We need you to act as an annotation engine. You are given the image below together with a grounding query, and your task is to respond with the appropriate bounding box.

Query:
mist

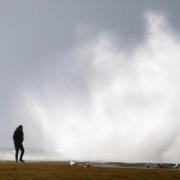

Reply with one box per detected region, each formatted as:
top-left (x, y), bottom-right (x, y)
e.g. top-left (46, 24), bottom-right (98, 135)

top-left (12, 12), bottom-right (180, 162)
top-left (1, 1), bottom-right (180, 163)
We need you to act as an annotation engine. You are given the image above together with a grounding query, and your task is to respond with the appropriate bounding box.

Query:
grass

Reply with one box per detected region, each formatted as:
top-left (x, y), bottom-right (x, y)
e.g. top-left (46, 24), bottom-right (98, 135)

top-left (0, 162), bottom-right (180, 179)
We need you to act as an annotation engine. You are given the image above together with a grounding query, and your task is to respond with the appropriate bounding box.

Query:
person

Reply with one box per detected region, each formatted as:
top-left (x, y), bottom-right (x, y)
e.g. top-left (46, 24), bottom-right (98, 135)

top-left (13, 125), bottom-right (25, 162)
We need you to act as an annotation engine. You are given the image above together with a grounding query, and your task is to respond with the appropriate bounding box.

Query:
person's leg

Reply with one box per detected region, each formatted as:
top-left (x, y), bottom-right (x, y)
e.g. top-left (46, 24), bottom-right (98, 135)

top-left (14, 143), bottom-right (19, 162)
top-left (19, 144), bottom-right (25, 162)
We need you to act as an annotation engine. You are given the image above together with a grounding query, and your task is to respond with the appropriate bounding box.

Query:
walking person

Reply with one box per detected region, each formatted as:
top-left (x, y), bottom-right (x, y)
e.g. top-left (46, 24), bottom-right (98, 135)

top-left (13, 125), bottom-right (25, 162)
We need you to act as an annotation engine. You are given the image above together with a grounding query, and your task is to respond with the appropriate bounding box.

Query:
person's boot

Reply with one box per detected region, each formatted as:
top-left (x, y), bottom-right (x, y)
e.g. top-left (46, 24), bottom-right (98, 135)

top-left (19, 159), bottom-right (25, 163)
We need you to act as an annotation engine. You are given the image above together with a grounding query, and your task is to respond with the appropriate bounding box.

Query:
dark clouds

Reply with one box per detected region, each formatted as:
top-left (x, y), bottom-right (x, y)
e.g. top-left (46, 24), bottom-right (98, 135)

top-left (0, 0), bottom-right (180, 58)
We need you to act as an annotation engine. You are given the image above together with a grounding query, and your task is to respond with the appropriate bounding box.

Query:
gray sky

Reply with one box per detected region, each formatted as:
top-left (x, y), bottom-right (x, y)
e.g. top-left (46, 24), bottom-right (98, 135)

top-left (1, 0), bottom-right (180, 162)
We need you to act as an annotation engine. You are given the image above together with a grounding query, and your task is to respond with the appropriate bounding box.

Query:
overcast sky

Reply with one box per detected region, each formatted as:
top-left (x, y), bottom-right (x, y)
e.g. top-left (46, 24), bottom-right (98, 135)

top-left (1, 0), bottom-right (180, 162)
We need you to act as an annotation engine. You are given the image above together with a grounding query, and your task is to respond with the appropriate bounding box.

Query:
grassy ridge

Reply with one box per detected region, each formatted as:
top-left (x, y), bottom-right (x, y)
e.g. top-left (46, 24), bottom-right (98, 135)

top-left (0, 162), bottom-right (180, 180)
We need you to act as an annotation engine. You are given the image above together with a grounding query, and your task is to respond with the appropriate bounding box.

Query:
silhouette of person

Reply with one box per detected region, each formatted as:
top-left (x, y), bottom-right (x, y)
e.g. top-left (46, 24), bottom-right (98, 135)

top-left (13, 125), bottom-right (25, 162)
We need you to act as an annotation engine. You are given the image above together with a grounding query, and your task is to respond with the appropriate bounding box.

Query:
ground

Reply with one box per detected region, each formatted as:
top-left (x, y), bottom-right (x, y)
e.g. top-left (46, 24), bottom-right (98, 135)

top-left (0, 162), bottom-right (180, 180)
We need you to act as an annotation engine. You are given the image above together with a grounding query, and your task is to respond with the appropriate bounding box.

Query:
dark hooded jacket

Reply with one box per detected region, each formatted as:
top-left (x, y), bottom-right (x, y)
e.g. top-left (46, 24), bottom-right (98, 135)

top-left (13, 127), bottom-right (24, 144)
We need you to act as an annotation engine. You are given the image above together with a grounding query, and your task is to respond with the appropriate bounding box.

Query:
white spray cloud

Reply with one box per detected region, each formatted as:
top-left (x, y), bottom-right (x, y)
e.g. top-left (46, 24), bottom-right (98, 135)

top-left (21, 11), bottom-right (180, 163)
